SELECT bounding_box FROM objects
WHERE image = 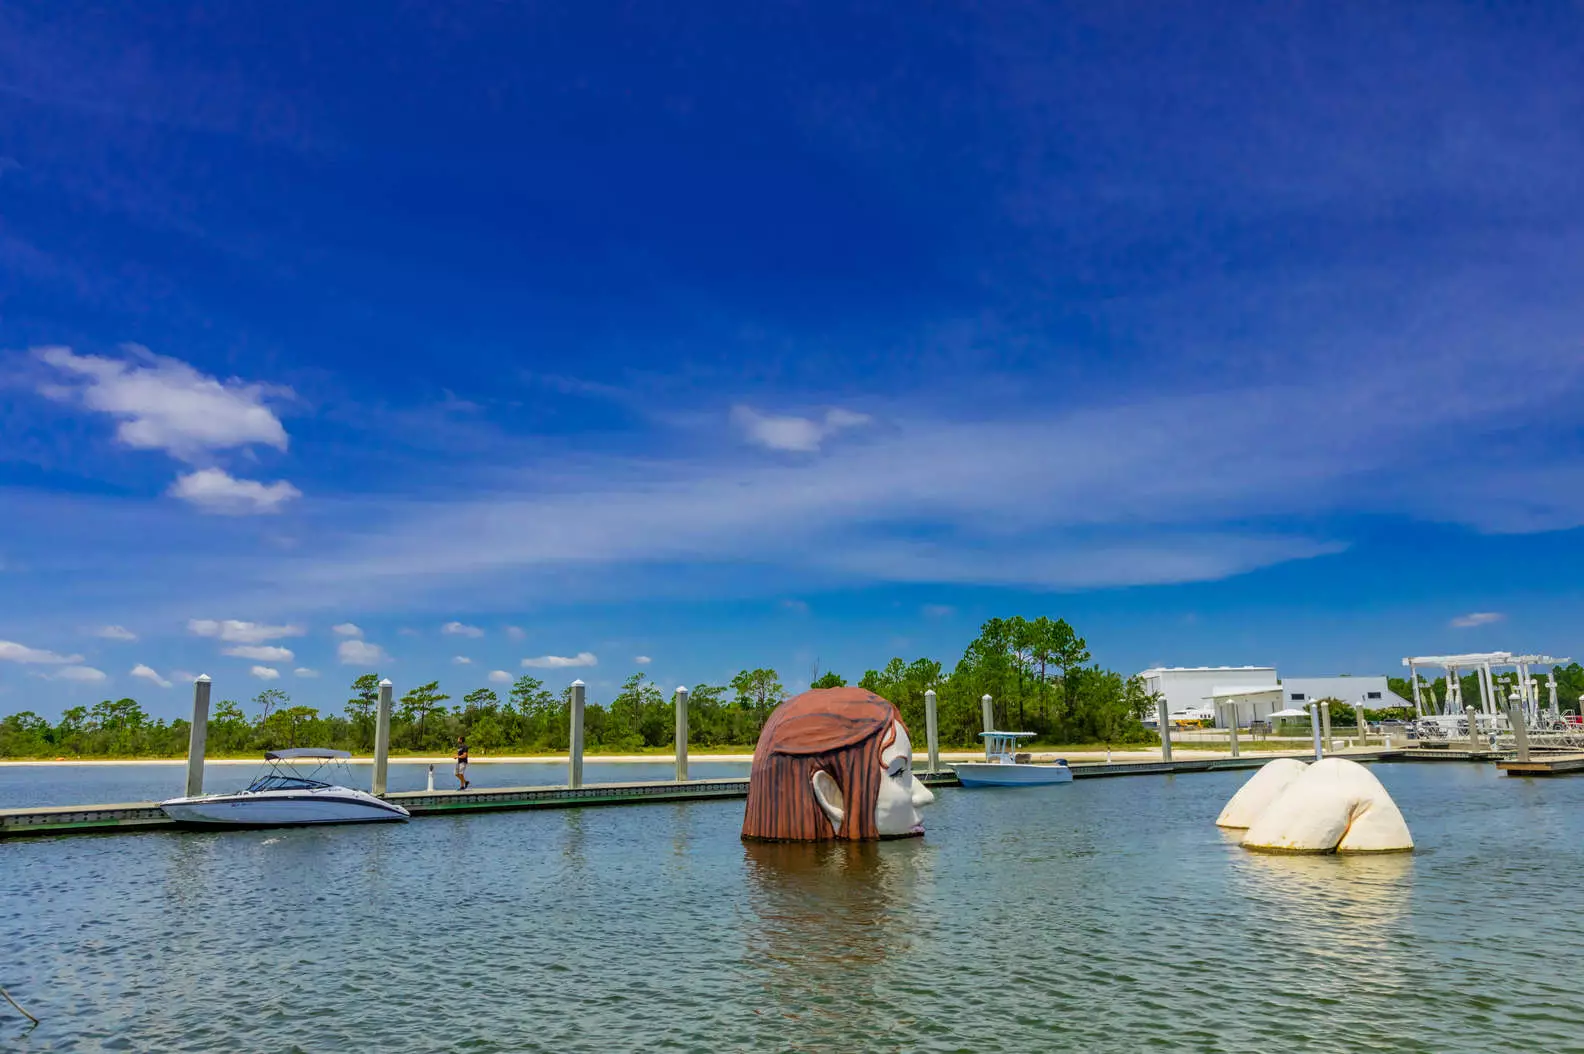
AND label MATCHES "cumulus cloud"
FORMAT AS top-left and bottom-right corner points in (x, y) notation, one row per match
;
(452, 655), (472, 665)
(0, 640), (85, 664)
(169, 468), (301, 515)
(95, 625), (138, 641)
(294, 667), (319, 678)
(634, 655), (652, 665)
(130, 663), (172, 688)
(250, 665), (280, 680)
(520, 652), (597, 669)
(332, 623), (363, 638)
(731, 405), (871, 453)
(488, 669), (513, 684)
(442, 621), (484, 638)
(189, 619), (305, 644)
(223, 645), (295, 661)
(338, 639), (388, 666)
(35, 345), (290, 461)
(57, 665), (108, 683)
(1451, 611), (1505, 628)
